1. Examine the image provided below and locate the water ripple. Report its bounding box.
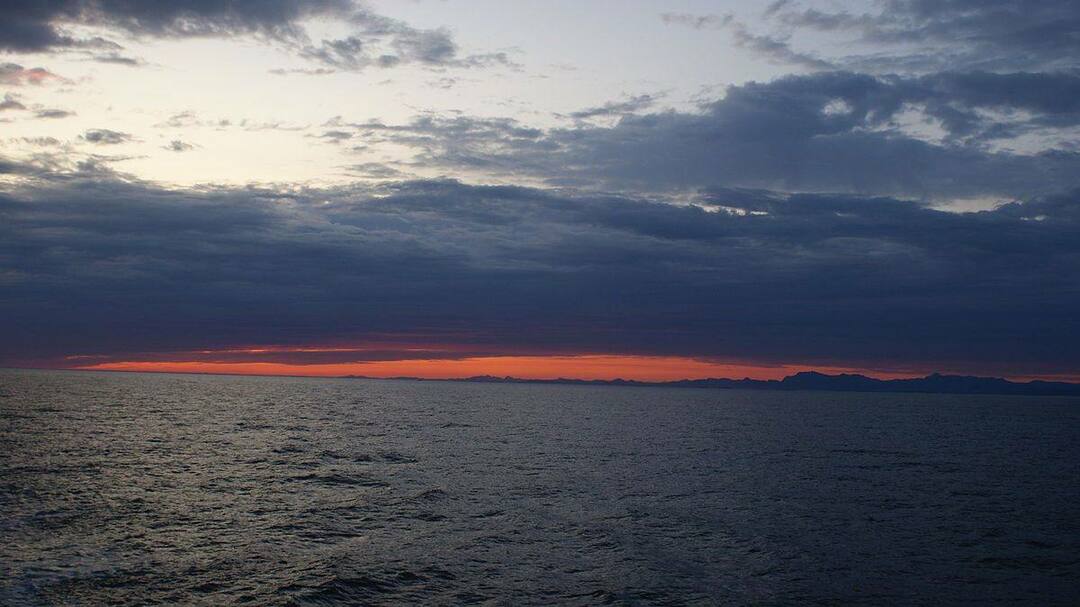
[2,369,1079,605]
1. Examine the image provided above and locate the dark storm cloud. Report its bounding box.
[769,0,1080,72]
[1,175,1077,375]
[360,72,1080,200]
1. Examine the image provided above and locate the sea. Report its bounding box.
[2,369,1078,605]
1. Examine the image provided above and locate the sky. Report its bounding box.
[2,0,1080,381]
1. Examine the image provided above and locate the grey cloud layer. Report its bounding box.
[0,0,350,52]
[771,0,1080,72]
[666,1,1080,74]
[1,1,515,74]
[347,72,1080,200]
[1,174,1077,374]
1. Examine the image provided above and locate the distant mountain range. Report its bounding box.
[345,371,1080,396]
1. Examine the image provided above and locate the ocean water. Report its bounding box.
[1,369,1078,606]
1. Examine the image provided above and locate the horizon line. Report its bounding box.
[6,365,1080,388]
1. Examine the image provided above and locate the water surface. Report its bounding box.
[2,369,1078,605]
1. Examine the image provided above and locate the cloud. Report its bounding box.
[163,140,194,152]
[343,162,404,179]
[155,111,222,129]
[427,77,458,90]
[296,21,520,72]
[0,63,66,85]
[17,136,63,146]
[269,67,336,76]
[660,13,832,70]
[0,93,26,111]
[81,128,131,144]
[91,52,144,66]
[767,0,1080,72]
[667,2,1080,74]
[352,72,1080,201]
[1,1,517,73]
[725,21,834,70]
[660,12,725,29]
[153,110,305,131]
[0,0,351,52]
[34,109,75,119]
[0,175,1077,376]
[314,130,353,143]
[568,94,661,120]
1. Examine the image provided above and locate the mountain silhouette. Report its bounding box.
[344,371,1080,396]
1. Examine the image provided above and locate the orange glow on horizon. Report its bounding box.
[76,354,923,382]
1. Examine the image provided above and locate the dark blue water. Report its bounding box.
[2,369,1078,605]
